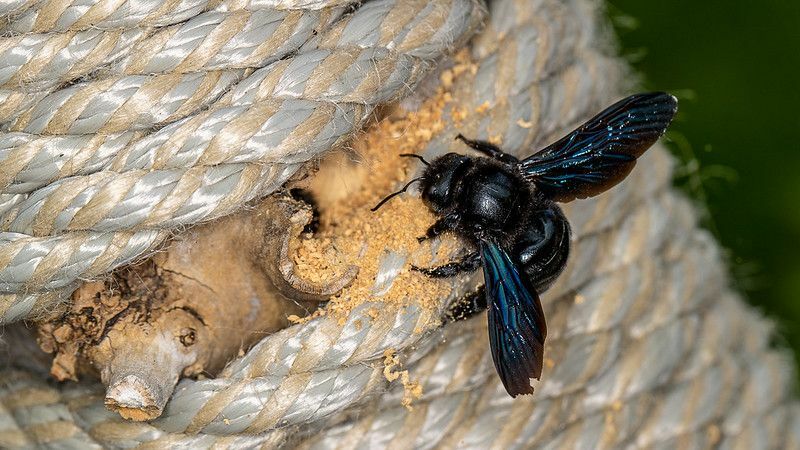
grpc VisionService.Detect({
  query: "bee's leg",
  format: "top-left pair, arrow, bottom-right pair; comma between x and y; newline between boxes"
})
418,213 -> 460,243
455,134 -> 519,164
446,285 -> 487,322
412,251 -> 480,278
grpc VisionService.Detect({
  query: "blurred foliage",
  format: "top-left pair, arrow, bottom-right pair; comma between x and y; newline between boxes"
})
607,1 -> 800,378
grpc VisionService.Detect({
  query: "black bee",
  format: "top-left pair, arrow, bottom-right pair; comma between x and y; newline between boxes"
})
372,93 -> 678,397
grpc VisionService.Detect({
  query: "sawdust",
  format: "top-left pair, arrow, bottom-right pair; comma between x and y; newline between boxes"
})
516,118 -> 534,129
383,348 -> 423,410
474,101 -> 491,114
291,51 -> 481,326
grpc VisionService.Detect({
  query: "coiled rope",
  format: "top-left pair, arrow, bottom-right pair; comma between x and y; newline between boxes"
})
0,0 -> 798,448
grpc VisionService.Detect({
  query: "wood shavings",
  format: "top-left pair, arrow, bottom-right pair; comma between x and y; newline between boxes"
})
488,134 -> 503,145
287,314 -> 304,324
707,424 -> 722,445
474,101 -> 491,114
291,55 -> 481,326
383,349 -> 423,410
516,118 -> 534,128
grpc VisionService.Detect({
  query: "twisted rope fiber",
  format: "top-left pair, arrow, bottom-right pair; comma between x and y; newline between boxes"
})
0,8 -> 343,121
0,0 -> 360,35
0,0 -> 798,449
1,0 -> 217,34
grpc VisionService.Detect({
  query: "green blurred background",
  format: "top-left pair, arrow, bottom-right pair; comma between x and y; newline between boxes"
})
606,1 -> 800,378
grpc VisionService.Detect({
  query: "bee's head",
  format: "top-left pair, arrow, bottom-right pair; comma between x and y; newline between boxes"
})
420,153 -> 472,212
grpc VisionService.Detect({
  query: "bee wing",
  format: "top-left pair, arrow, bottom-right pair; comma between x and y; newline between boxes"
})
518,92 -> 678,202
480,240 -> 547,397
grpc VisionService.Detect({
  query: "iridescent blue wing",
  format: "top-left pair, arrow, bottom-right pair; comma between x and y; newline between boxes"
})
480,240 -> 547,397
518,92 -> 678,202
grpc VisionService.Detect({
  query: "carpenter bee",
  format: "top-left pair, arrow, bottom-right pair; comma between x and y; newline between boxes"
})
372,92 -> 678,397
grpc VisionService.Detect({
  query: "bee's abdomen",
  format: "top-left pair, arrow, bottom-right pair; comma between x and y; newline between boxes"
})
514,204 -> 571,292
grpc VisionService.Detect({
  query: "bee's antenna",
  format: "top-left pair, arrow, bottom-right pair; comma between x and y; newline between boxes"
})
371,177 -> 422,212
399,153 -> 430,167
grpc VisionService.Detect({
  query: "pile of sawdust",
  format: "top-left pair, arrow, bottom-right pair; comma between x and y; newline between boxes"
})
289,51 -> 481,326
383,348 -> 423,410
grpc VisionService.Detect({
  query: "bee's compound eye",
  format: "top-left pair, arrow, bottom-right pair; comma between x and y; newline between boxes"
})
422,180 -> 450,212
420,153 -> 471,211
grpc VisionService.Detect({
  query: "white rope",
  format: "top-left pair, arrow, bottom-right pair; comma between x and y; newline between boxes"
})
0,0 -> 215,34
0,0 -> 797,448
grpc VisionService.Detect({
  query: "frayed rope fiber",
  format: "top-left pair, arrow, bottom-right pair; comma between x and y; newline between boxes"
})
1,0 -> 798,448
